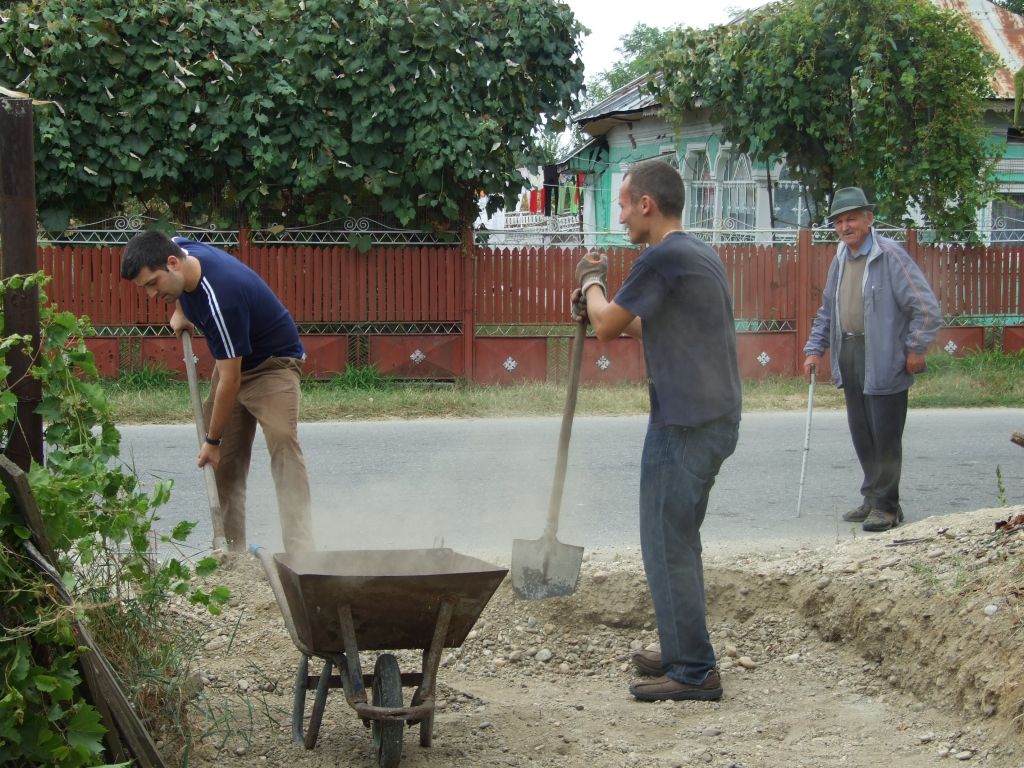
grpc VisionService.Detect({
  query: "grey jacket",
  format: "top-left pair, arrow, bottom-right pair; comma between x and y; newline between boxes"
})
803,231 -> 942,394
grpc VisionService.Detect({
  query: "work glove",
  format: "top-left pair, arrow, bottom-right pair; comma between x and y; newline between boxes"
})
575,251 -> 608,296
570,287 -> 588,324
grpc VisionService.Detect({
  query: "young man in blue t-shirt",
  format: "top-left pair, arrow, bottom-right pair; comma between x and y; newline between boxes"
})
575,159 -> 741,702
121,231 -> 314,554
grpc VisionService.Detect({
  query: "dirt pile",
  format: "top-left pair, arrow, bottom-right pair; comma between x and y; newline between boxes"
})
165,505 -> 1024,768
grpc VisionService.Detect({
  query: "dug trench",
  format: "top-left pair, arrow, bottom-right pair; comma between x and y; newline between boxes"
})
169,505 -> 1023,767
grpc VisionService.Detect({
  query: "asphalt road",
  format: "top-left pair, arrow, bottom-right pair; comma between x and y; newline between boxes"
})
117,408 -> 1024,561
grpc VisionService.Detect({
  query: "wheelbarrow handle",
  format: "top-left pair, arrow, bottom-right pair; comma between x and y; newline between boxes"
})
250,545 -> 313,656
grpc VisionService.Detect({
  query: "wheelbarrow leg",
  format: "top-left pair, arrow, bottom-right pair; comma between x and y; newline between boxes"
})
289,652 -> 335,750
292,653 -> 309,745
412,597 -> 455,748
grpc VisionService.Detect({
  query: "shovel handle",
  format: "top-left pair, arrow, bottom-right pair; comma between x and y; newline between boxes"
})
544,321 -> 586,540
182,332 -> 228,551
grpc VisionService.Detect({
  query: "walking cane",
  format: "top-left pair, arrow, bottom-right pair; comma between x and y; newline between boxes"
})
796,363 -> 816,518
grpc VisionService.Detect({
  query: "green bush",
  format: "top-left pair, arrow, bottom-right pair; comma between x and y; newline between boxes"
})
0,274 -> 227,767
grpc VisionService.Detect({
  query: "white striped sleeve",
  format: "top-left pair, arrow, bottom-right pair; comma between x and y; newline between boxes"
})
199,277 -> 236,358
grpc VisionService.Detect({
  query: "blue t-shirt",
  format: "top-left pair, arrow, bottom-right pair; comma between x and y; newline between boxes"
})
175,238 -> 304,371
613,231 -> 742,428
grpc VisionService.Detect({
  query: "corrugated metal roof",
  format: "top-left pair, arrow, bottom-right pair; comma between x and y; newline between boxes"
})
933,0 -> 1024,98
573,72 -> 659,128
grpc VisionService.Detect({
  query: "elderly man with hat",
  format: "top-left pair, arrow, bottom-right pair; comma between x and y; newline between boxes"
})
803,187 -> 941,532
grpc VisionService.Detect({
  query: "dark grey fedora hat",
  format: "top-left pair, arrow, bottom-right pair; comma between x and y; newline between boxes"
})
828,187 -> 876,221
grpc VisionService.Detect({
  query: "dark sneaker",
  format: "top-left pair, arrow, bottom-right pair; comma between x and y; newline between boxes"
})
629,670 -> 722,702
842,502 -> 872,522
862,508 -> 899,532
631,648 -> 663,676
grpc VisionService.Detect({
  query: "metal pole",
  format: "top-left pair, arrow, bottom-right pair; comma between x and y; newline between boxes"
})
0,97 -> 43,470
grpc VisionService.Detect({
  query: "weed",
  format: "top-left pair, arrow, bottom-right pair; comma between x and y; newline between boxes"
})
105,350 -> 1024,423
997,464 -> 1008,507
909,560 -> 942,591
314,364 -> 394,391
111,362 -> 179,390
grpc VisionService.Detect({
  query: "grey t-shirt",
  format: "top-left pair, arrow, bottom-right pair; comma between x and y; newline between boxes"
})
613,231 -> 741,428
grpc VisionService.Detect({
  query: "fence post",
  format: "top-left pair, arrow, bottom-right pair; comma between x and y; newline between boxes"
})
794,227 -> 812,374
462,227 -> 476,383
905,228 -> 918,259
0,97 -> 44,469
238,226 -> 250,261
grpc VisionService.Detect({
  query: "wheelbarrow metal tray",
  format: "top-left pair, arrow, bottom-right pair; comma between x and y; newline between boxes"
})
273,548 -> 507,653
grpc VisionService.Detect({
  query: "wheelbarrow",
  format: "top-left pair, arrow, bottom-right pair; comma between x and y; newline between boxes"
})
251,546 -> 507,768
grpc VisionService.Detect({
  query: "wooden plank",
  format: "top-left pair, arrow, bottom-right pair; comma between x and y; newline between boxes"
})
354,247 -> 365,322
387,246 -> 398,322
452,246 -> 463,323
476,246 -> 490,324
418,246 -> 430,323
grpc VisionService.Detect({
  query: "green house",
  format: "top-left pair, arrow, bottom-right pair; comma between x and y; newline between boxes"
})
563,0 -> 1024,246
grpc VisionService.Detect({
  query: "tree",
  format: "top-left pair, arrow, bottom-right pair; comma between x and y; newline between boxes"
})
993,0 -> 1024,14
0,0 -> 585,231
655,0 -> 1000,236
583,23 -> 673,107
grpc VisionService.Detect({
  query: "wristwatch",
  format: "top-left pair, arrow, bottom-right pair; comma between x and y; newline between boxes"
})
204,434 -> 223,447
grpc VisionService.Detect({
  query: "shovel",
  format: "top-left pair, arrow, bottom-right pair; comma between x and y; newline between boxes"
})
182,331 -> 228,552
511,321 -> 586,600
796,363 -> 815,518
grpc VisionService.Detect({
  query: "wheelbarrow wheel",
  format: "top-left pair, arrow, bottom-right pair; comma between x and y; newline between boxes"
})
371,654 -> 403,768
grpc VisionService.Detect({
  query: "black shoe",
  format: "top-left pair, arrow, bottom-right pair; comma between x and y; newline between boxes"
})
862,508 -> 899,532
842,502 -> 871,522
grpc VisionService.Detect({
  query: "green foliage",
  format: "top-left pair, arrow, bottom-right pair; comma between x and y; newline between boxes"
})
584,23 -> 674,107
994,0 -> 1024,14
0,0 -> 585,231
518,122 -> 567,169
0,274 -> 228,766
655,0 -> 1000,237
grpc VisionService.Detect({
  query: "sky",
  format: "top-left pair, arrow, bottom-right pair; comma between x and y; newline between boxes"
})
564,0 -> 773,81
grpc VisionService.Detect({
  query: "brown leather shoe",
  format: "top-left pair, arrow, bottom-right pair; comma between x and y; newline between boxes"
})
841,502 -> 871,522
629,670 -> 722,702
631,648 -> 663,676
862,508 -> 898,532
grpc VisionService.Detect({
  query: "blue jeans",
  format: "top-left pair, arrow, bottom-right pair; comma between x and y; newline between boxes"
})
639,417 -> 739,685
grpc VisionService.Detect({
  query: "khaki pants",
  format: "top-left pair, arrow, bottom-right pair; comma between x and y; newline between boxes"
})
204,356 -> 314,553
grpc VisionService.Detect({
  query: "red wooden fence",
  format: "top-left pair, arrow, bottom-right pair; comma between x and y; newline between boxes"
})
36,231 -> 1024,380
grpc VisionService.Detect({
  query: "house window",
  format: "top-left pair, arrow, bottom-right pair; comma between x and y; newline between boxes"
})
989,192 -> 1024,243
771,163 -> 810,228
717,151 -> 756,235
685,151 -> 715,230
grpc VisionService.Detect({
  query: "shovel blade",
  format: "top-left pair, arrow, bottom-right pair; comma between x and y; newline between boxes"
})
510,536 -> 584,600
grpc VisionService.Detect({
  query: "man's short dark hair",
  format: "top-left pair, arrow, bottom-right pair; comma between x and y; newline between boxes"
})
624,159 -> 685,219
120,230 -> 187,280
